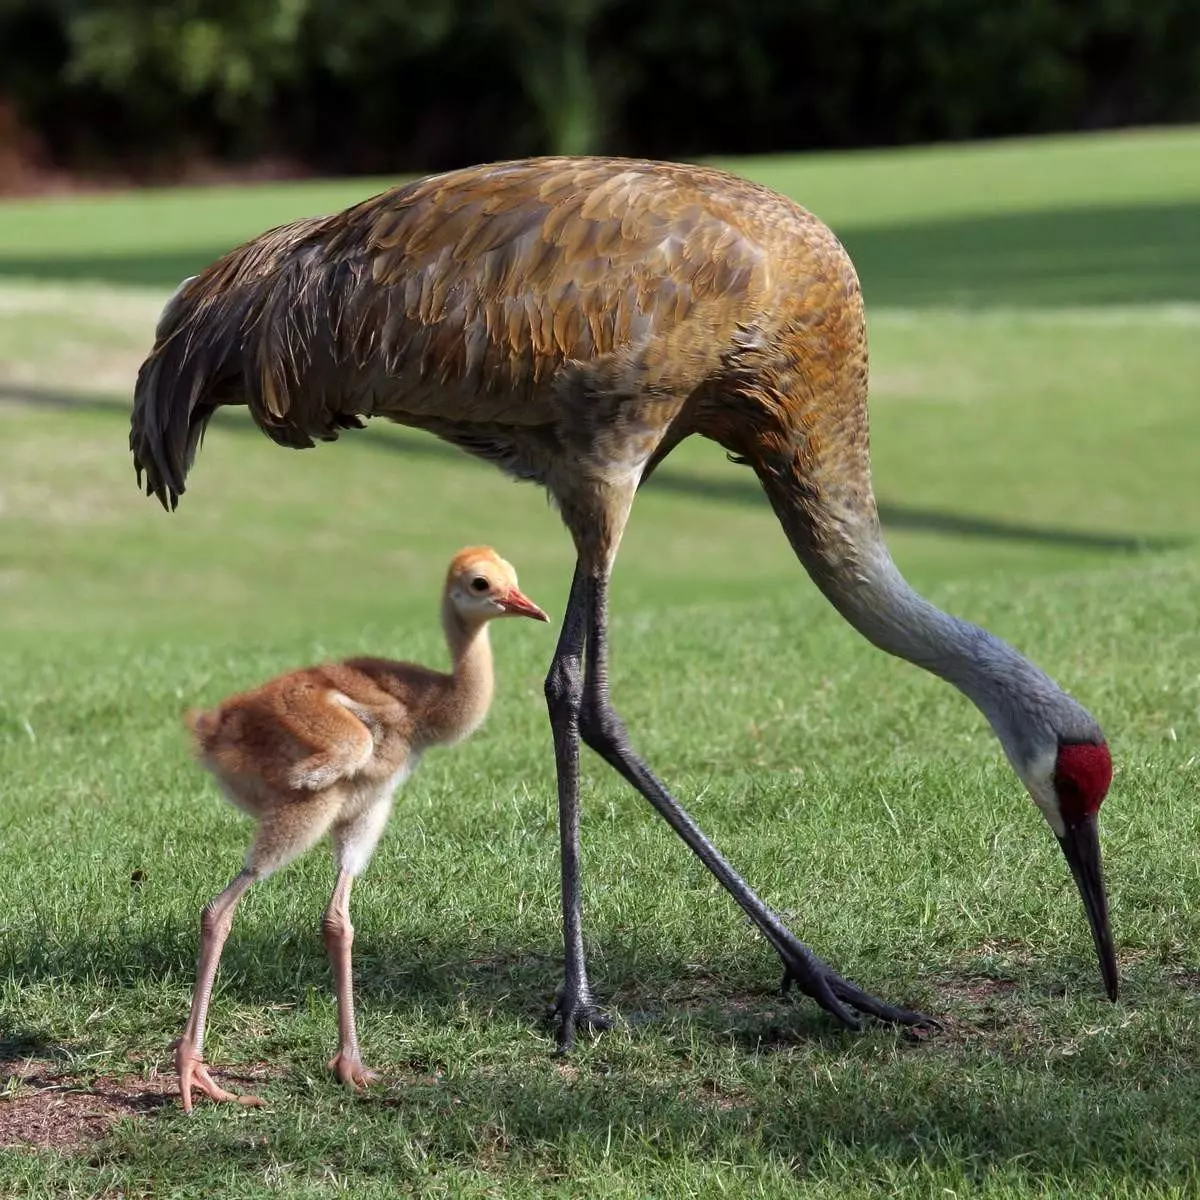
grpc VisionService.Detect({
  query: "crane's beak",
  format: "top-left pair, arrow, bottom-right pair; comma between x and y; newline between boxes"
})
499,587 -> 549,622
1057,813 -> 1118,1001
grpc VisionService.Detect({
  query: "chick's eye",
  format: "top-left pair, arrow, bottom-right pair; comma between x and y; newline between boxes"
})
470,576 -> 489,593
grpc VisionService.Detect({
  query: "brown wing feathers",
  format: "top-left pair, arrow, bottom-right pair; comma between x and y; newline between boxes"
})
130,158 -> 773,509
131,216 -> 339,507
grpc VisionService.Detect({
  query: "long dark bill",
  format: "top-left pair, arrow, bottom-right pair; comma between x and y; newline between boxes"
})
1057,814 -> 1118,1001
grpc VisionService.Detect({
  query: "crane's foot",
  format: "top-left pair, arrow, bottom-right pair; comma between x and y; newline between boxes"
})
174,1038 -> 266,1114
549,981 -> 613,1053
328,1050 -> 380,1091
779,949 -> 937,1030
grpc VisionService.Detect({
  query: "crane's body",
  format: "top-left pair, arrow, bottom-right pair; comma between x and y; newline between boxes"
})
134,158 -> 867,558
133,157 -> 1117,1045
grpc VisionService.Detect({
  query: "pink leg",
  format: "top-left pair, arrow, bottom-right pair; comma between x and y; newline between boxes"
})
174,870 -> 266,1113
323,868 -> 378,1089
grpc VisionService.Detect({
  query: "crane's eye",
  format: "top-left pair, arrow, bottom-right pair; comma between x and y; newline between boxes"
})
470,576 -> 489,593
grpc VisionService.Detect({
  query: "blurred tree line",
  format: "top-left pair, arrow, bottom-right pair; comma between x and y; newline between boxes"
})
2,0 -> 1199,179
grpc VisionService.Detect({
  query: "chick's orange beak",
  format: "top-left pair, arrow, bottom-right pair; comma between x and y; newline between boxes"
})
499,587 -> 549,622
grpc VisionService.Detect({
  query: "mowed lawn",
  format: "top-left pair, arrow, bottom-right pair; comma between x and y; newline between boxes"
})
1,128 -> 1200,1197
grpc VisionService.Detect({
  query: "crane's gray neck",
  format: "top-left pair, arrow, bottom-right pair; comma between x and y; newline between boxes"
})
835,542 -> 1057,738
760,479 -> 1095,764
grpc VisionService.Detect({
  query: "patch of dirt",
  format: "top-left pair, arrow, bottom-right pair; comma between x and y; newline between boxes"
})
0,1059 -> 174,1152
936,975 -> 1020,1006
615,982 -> 775,1034
0,478 -> 129,527
968,937 -> 1036,964
870,365 -> 976,406
1,1057 -> 287,1150
688,1076 -> 753,1112
460,950 -> 554,973
915,974 -> 1025,1048
1170,969 -> 1200,991
675,987 -> 768,1014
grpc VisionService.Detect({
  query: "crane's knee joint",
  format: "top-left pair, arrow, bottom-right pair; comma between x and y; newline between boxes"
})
578,698 -> 625,751
544,657 -> 583,717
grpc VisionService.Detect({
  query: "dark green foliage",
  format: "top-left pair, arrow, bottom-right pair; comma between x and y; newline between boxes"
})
1,0 -> 1199,175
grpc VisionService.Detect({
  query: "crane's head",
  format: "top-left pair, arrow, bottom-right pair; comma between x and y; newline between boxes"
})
445,546 -> 549,626
1012,733 -> 1117,1002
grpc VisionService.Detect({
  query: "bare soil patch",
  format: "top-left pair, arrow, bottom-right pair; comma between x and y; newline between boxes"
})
689,1076 -> 753,1112
1170,969 -> 1200,991
0,1059 -> 174,1152
936,974 -> 1020,1006
0,1058 -> 283,1152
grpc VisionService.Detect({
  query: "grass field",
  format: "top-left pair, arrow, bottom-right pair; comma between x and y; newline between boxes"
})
2,127 -> 1200,1197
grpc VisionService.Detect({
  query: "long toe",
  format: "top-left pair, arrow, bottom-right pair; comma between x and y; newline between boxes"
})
176,1046 -> 265,1112
192,1062 -> 266,1108
328,1051 -> 380,1090
550,988 -> 614,1053
781,951 -> 932,1030
827,974 -> 940,1029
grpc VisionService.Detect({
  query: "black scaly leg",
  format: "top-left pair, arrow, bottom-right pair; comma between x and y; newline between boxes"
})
576,573 -> 932,1030
544,564 -> 613,1049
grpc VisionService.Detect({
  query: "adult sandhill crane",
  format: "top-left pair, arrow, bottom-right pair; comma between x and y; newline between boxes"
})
131,156 -> 1117,1048
175,547 -> 546,1109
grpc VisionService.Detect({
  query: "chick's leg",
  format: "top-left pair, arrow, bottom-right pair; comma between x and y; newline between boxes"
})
175,870 -> 265,1113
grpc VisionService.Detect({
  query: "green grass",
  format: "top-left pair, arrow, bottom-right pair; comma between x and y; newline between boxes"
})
2,125 -> 1198,305
2,127 -> 1200,1198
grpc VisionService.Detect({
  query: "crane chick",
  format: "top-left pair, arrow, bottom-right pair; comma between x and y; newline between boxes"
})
173,546 -> 547,1112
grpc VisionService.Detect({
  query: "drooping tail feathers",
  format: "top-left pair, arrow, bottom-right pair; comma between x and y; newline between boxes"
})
129,213 -> 372,510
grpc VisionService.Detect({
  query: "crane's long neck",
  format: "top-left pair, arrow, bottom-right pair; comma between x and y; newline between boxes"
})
430,602 -> 495,745
756,463 -> 1059,756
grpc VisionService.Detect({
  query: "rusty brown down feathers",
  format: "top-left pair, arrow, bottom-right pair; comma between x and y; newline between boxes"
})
183,547 -> 541,874
131,156 -> 878,574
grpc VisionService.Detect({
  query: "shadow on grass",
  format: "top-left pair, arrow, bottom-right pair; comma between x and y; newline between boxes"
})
1,381 -> 1182,555
840,201 -> 1200,308
2,918 -> 805,1037
4,922 -> 1197,1189
94,1082 -> 1200,1194
1,201 -> 1197,308
0,1027 -> 68,1065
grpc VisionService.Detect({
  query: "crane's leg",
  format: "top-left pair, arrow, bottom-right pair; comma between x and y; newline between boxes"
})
544,563 -> 613,1049
174,870 -> 267,1113
577,571 -> 932,1031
